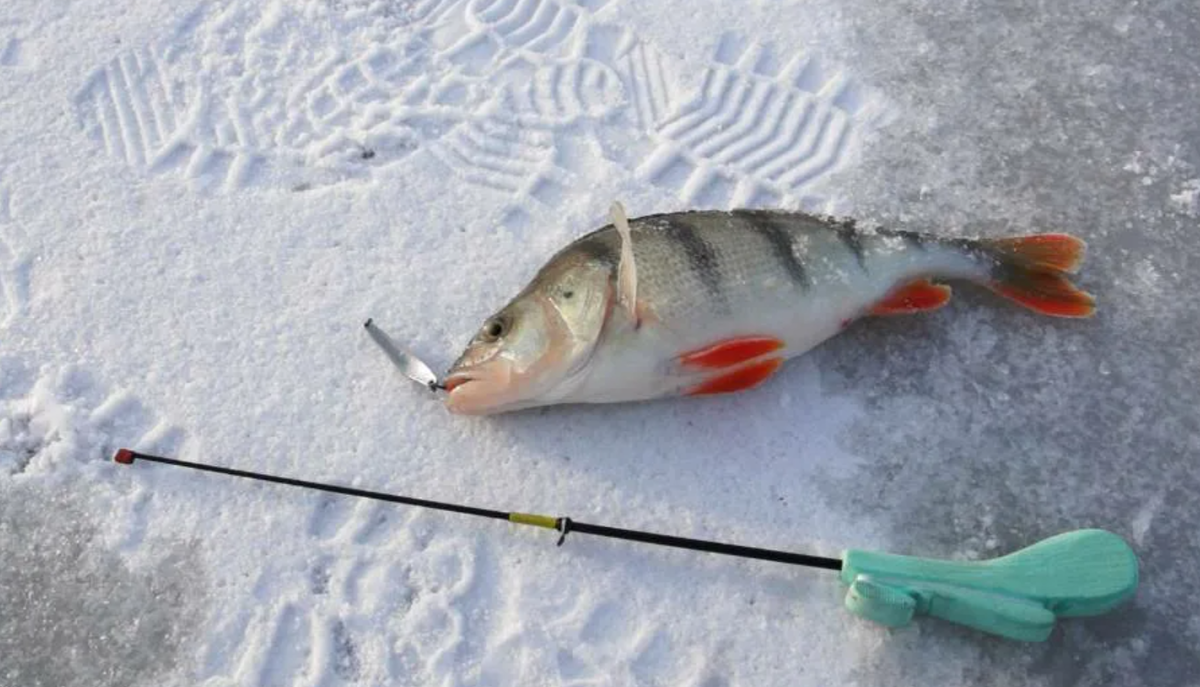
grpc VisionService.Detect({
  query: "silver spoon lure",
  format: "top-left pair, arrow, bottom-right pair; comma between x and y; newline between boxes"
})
363,319 -> 445,392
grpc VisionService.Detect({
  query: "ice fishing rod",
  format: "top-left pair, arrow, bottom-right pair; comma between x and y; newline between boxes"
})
113,447 -> 1138,642
111,448 -> 837,569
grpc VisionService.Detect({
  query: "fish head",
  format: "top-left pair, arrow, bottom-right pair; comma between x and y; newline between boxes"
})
444,252 -> 613,414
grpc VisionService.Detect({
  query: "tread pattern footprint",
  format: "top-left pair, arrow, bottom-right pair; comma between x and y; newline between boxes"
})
475,589 -> 726,686
638,33 -> 869,210
426,0 -> 604,75
0,361 -> 186,478
199,494 -> 504,686
75,47 -> 194,174
612,36 -> 678,131
71,1 -> 884,230
74,4 -> 473,192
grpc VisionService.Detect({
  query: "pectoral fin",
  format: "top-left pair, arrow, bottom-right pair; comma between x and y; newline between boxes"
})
685,358 -> 783,396
679,336 -> 785,369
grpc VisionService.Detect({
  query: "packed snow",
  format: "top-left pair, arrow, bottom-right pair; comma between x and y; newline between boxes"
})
2,0 -> 1198,685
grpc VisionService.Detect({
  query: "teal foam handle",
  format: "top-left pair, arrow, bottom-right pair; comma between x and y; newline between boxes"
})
840,529 -> 1139,641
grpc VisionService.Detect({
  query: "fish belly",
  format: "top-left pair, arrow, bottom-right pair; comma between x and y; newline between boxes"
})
558,211 -> 980,405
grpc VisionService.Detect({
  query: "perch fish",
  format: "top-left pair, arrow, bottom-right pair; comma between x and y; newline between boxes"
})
442,205 -> 1093,414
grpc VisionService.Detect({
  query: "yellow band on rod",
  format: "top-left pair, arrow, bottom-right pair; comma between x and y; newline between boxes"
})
509,512 -> 558,529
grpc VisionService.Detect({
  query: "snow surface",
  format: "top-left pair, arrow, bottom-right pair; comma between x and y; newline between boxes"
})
2,0 -> 1199,685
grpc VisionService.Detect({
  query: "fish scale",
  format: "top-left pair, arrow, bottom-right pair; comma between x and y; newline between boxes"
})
613,211 -> 945,340
440,208 -> 1094,414
572,213 -> 840,332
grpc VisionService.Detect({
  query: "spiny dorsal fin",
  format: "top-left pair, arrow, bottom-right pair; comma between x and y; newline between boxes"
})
611,200 -> 639,326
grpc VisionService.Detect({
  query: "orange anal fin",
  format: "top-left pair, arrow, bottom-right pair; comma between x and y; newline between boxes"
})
679,336 -> 785,369
871,280 -> 952,316
686,358 -> 783,396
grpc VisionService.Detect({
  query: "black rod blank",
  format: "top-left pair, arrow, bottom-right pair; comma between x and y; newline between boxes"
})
113,449 -> 842,572
563,519 -> 842,570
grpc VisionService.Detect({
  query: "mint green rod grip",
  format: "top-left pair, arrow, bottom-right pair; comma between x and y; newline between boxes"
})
840,529 -> 1138,641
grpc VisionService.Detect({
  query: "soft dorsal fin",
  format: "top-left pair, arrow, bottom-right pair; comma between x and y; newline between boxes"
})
611,200 -> 639,326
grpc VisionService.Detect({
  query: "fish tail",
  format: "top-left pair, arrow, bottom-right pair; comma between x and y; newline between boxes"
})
976,234 -> 1095,317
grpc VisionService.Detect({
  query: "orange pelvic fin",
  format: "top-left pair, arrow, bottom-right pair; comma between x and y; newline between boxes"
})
679,336 -> 785,369
870,279 -> 952,316
686,358 -> 783,396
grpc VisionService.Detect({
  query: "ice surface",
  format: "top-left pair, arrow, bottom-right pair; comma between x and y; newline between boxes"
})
0,480 -> 205,687
1,0 -> 1198,685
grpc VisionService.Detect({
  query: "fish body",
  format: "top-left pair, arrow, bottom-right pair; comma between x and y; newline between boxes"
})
444,208 -> 1092,414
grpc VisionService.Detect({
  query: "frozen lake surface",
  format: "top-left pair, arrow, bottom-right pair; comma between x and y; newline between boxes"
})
1,0 -> 1197,685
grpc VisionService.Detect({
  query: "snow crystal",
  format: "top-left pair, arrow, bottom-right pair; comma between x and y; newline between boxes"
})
1169,179 -> 1200,217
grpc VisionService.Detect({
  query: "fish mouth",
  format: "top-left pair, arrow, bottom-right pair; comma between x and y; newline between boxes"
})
442,362 -> 520,415
442,373 -> 474,393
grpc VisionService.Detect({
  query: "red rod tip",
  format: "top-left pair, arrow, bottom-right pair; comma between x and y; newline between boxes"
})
113,448 -> 136,465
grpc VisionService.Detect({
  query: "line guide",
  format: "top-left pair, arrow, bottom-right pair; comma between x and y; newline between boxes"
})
113,448 -> 1138,642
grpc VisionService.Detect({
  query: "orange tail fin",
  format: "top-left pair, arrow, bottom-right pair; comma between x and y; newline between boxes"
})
981,234 -> 1095,318
985,233 -> 1087,273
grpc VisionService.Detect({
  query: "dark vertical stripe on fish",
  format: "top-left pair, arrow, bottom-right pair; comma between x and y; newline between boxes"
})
570,229 -> 619,267
662,218 -> 726,305
743,213 -> 809,288
835,221 -> 867,271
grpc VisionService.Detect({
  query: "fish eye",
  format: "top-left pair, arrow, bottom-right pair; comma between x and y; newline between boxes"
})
480,317 -> 506,341
562,290 -> 574,299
